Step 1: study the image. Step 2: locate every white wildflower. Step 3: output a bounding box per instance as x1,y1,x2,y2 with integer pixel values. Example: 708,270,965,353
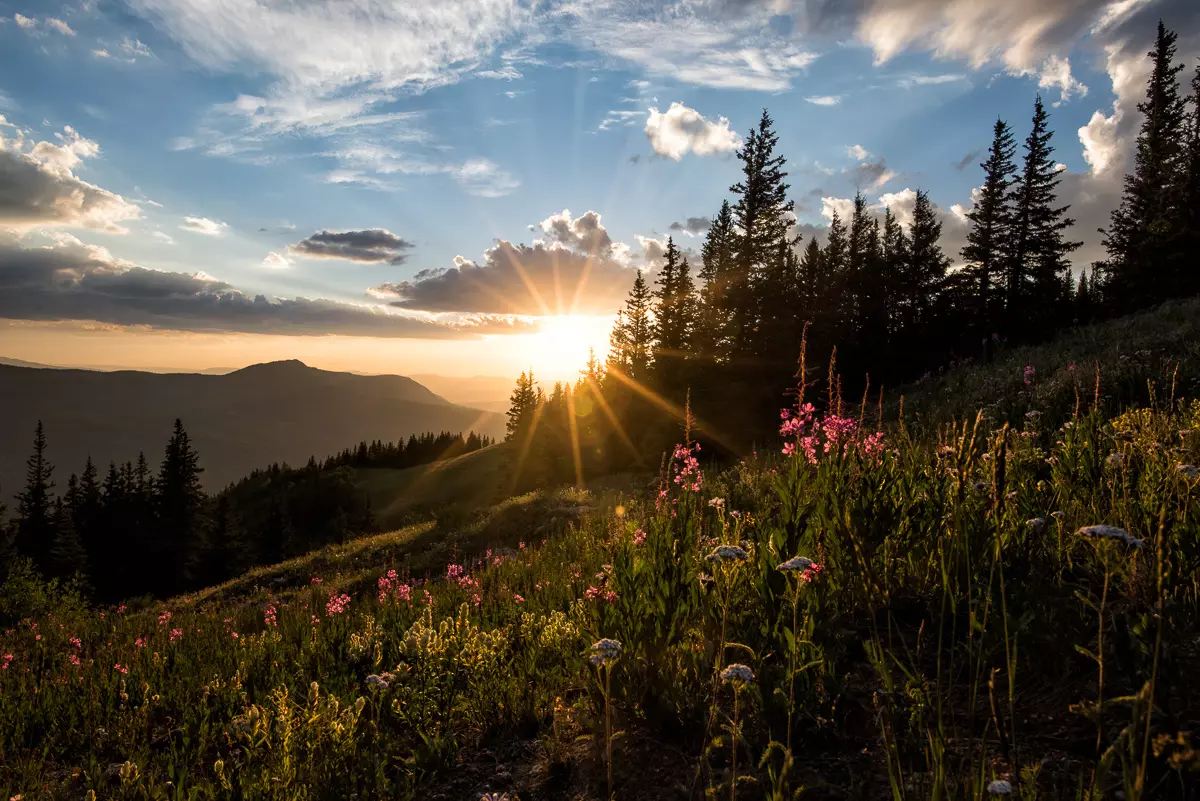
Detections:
1026,518,1045,533
987,779,1013,796
1025,410,1041,422
1077,525,1144,549
705,545,749,563
1177,464,1199,480
589,638,622,666
778,556,815,573
707,497,726,509
1106,452,1125,469
720,663,754,684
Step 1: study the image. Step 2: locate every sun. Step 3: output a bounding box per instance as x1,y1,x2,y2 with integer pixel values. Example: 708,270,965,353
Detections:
525,315,611,381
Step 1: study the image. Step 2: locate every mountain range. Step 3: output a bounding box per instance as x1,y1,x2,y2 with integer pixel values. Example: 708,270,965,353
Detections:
0,360,506,497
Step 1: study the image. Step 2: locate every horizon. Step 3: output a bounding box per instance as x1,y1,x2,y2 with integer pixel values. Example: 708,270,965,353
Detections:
2,0,1197,382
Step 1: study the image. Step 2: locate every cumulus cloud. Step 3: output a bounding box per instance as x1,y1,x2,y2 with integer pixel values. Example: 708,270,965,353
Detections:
805,95,841,106
289,229,413,264
847,144,870,161
0,124,141,233
669,216,711,236
180,216,228,236
644,102,741,160
532,209,614,255
152,231,175,245
0,236,516,338
11,14,74,35
262,251,290,269
636,234,667,266
371,239,642,317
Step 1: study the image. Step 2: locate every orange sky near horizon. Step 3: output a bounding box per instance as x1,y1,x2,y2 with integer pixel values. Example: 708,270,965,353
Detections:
0,315,615,383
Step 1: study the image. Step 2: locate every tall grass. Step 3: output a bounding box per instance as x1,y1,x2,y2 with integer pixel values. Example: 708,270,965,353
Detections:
2,385,1198,799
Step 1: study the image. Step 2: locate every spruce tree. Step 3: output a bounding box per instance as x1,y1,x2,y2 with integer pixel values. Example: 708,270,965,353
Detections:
615,270,653,381
15,421,55,572
1007,96,1080,333
729,109,794,356
1102,22,1188,312
880,206,908,335
155,419,207,593
506,371,539,441
696,200,735,362
50,494,89,585
904,190,951,331
653,237,699,397
200,495,244,586
962,119,1017,333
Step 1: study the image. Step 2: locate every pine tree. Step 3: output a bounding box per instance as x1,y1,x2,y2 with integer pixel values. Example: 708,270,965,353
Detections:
729,109,794,356
200,495,245,586
1007,96,1080,333
614,270,653,381
652,238,698,396
904,190,951,331
696,200,735,362
15,421,55,572
506,370,539,442
880,206,907,335
155,419,207,592
847,192,873,329
962,119,1017,333
797,236,823,312
50,494,89,584
1102,22,1188,312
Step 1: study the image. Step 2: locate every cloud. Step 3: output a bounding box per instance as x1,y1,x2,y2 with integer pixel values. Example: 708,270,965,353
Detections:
0,236,518,338
897,72,967,88
180,216,228,236
13,13,35,29
0,124,141,233
152,231,175,244
44,18,75,36
289,229,414,264
669,216,711,236
847,144,870,161
320,146,519,196
953,149,982,171
805,95,841,106
532,209,614,255
843,156,894,190
262,251,290,269
644,102,741,160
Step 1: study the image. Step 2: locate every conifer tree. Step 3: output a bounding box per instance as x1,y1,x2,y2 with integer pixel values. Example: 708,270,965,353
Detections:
1102,22,1189,310
506,370,539,441
200,495,244,586
696,200,735,361
729,109,793,356
50,494,89,584
1179,63,1200,297
880,206,907,334
962,119,1017,333
15,421,55,572
613,270,654,381
653,238,700,397
155,419,207,592
1007,97,1080,332
903,190,951,331
797,236,823,312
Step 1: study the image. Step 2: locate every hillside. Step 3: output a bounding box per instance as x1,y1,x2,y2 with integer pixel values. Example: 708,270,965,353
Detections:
0,360,506,493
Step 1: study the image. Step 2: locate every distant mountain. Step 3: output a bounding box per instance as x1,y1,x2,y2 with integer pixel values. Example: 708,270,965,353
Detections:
409,374,514,410
0,357,235,374
0,356,59,369
0,360,506,495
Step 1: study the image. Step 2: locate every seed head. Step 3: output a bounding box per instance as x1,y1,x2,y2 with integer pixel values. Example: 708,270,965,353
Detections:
1076,524,1144,549
777,556,815,573
705,545,750,563
720,663,754,684
986,779,1013,795
589,638,622,666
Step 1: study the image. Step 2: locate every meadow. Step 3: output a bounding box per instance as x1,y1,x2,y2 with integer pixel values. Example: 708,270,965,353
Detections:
2,353,1199,800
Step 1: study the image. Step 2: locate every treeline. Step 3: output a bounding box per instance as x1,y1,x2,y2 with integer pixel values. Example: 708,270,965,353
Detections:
0,421,493,600
505,20,1200,478
322,431,493,471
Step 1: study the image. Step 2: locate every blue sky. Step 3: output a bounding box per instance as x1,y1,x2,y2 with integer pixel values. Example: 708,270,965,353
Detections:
0,0,1196,380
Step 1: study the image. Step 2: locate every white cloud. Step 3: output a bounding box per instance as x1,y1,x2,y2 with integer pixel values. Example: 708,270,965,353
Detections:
1035,55,1088,104
45,18,75,36
262,251,291,269
0,123,141,233
453,158,520,198
644,102,741,160
847,144,870,161
180,216,228,236
533,209,613,255
1079,106,1122,175
13,13,35,29
152,231,175,244
806,95,841,106
820,196,855,222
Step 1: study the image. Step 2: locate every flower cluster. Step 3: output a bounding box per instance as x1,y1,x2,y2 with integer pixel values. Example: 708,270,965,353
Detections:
113,663,128,675
378,570,413,604
778,556,824,583
670,442,703,493
364,672,394,691
157,610,172,627
135,637,147,649
705,544,750,564
1,653,12,670
781,408,885,463
584,585,617,605
169,628,183,643
1076,524,1144,549
263,605,278,628
632,528,647,546
325,593,351,615
1023,364,1035,386
589,638,622,666
720,663,754,684
780,403,816,437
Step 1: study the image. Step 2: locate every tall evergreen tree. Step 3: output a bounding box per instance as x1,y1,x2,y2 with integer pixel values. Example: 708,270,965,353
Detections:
50,495,89,584
611,270,654,381
880,206,908,335
506,370,540,442
1102,22,1188,312
729,109,794,356
962,118,1017,333
695,200,735,362
199,495,245,586
903,190,951,331
652,236,698,389
1007,96,1080,332
14,421,55,572
155,419,207,592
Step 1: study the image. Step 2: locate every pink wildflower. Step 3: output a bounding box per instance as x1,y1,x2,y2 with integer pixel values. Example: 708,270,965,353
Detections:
782,441,796,456
325,594,351,615
513,594,525,603
1,653,13,670
114,663,128,674
69,654,81,666
157,610,172,627
310,576,323,584
632,528,647,545
263,605,278,627
135,637,147,649
69,637,82,649
169,629,182,642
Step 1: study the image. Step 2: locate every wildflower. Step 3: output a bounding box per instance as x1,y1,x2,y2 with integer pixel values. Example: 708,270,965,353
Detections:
263,605,278,627
777,556,814,573
114,663,128,674
135,637,147,649
1,654,13,670
157,610,172,627
513,594,525,604
782,441,796,456
519,541,526,550
1051,511,1065,521
1106,452,1124,469
1025,410,1041,422
707,497,725,509
325,594,351,615
1026,518,1046,533
720,663,754,684
986,780,1013,796
364,672,394,691
1177,464,1199,480
117,604,126,614
69,654,81,666
169,629,182,643
632,528,646,545
603,590,617,605
705,544,749,563
70,637,82,649
1022,364,1035,386
230,631,239,640
589,638,622,665
1077,525,1144,549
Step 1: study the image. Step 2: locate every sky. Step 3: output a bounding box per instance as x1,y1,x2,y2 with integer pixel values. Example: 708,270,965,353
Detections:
0,0,1197,383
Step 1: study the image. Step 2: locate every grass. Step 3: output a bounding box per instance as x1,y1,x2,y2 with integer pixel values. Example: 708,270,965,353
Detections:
2,328,1200,799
